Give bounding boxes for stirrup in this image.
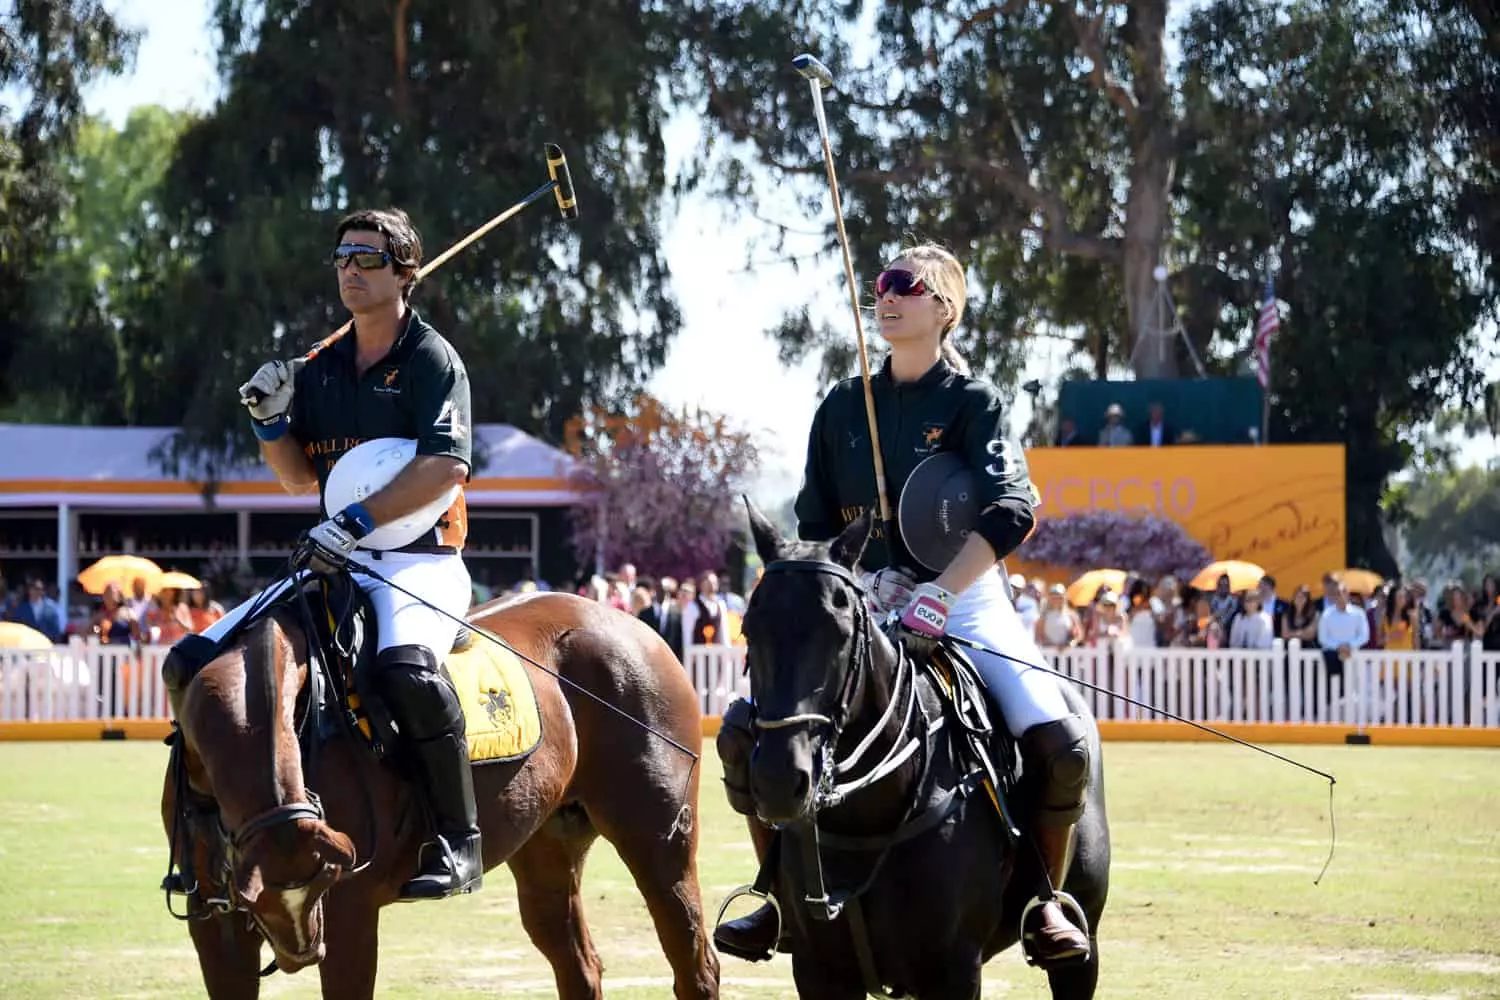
[712,883,783,961]
[1020,890,1091,968]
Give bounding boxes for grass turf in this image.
[0,740,1496,998]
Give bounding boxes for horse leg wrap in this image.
[1019,714,1091,828]
[717,697,758,817]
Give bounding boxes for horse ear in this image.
[743,496,785,563]
[829,508,874,570]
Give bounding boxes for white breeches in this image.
[945,568,1073,736]
[201,551,473,658]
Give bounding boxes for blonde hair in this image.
[890,242,970,375]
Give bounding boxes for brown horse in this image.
[161,587,719,999]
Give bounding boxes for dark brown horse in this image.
[161,587,719,999]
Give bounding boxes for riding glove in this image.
[897,582,956,659]
[239,359,305,436]
[859,567,917,617]
[297,504,376,574]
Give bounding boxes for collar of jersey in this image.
[336,307,423,365]
[875,356,953,389]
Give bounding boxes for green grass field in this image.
[0,740,1496,999]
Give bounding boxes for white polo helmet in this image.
[323,437,460,551]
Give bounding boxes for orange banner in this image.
[1014,445,1346,594]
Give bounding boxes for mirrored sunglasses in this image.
[330,243,393,270]
[875,268,931,298]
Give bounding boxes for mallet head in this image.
[792,53,833,88]
[545,143,579,220]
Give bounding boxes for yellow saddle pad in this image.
[444,640,543,764]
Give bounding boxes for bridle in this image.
[750,558,929,812]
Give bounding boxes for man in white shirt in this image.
[1316,582,1369,717]
[1144,401,1174,447]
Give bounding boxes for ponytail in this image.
[941,338,970,376]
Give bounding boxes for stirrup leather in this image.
[1019,889,1091,967]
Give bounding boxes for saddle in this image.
[299,573,543,768]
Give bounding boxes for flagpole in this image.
[1261,385,1270,446]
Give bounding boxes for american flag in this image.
[1254,276,1279,390]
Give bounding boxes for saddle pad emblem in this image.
[446,641,543,764]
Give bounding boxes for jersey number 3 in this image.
[984,439,1014,479]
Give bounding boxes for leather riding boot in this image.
[1027,822,1090,964]
[712,818,787,961]
[400,732,484,900]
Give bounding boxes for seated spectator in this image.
[1229,590,1275,649]
[1142,401,1175,447]
[1034,585,1083,648]
[1097,403,1134,446]
[1056,417,1081,447]
[8,577,66,642]
[1282,585,1320,646]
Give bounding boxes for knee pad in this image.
[162,634,221,694]
[1019,714,1092,827]
[716,697,758,817]
[376,645,463,742]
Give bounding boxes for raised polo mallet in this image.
[242,143,579,406]
[792,53,894,539]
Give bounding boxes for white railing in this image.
[677,640,1500,731]
[2,638,1496,731]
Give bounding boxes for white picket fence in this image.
[2,637,1497,731]
[682,640,1500,732]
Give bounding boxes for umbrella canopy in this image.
[77,555,164,596]
[157,571,203,592]
[0,621,54,650]
[1066,569,1128,608]
[1332,568,1384,595]
[1189,560,1267,593]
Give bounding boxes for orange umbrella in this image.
[1190,559,1266,593]
[157,571,203,593]
[77,555,163,596]
[0,621,53,650]
[1332,568,1384,595]
[1065,569,1127,608]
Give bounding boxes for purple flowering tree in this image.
[1019,509,1211,582]
[566,395,760,580]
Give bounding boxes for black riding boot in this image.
[400,731,484,900]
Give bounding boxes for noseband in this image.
[222,793,330,890]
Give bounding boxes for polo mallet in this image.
[793,54,894,541]
[242,143,578,406]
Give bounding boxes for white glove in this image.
[239,359,304,422]
[296,505,375,574]
[858,567,917,616]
